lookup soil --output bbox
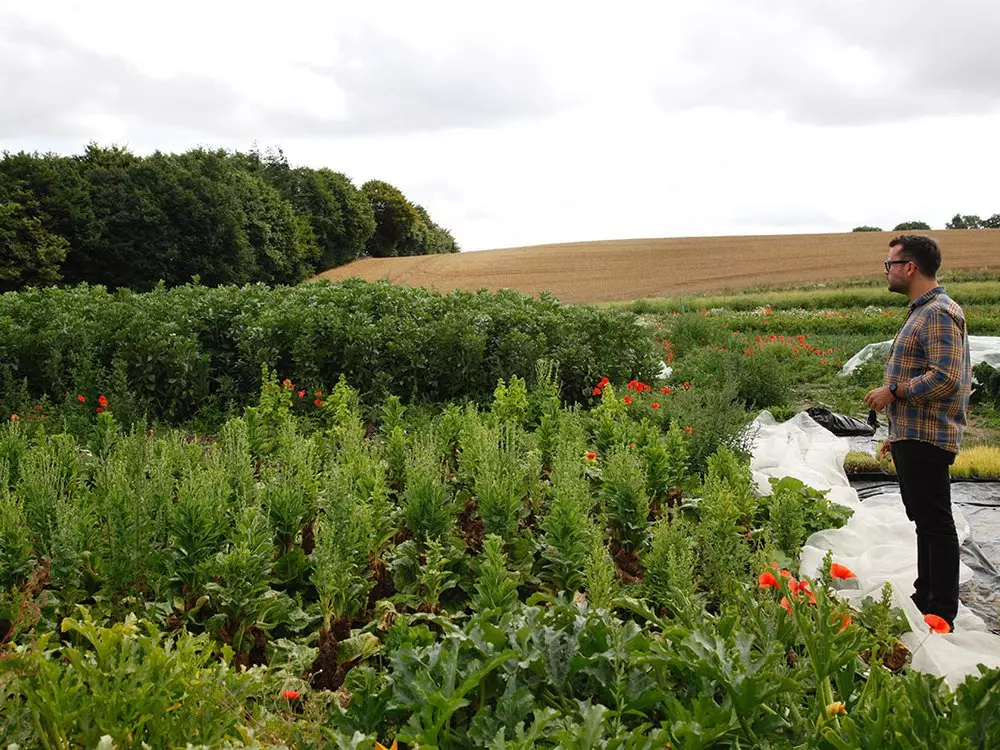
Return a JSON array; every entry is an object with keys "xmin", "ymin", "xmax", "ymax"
[
  {"xmin": 308, "ymin": 617, "xmax": 362, "ymax": 691},
  {"xmin": 457, "ymin": 497, "xmax": 485, "ymax": 553}
]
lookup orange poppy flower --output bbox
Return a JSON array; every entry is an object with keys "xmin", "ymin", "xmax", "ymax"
[
  {"xmin": 829, "ymin": 563, "xmax": 856, "ymax": 580},
  {"xmin": 924, "ymin": 614, "xmax": 951, "ymax": 633},
  {"xmin": 759, "ymin": 571, "xmax": 779, "ymax": 589}
]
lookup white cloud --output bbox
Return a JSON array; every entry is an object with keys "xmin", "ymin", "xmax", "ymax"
[{"xmin": 1, "ymin": 0, "xmax": 998, "ymax": 251}]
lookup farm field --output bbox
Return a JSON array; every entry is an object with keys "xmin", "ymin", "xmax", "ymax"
[
  {"xmin": 312, "ymin": 230, "xmax": 1000, "ymax": 304},
  {"xmin": 3, "ymin": 265, "xmax": 1000, "ymax": 747}
]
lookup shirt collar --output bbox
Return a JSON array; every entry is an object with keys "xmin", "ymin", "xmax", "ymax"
[{"xmin": 909, "ymin": 285, "xmax": 945, "ymax": 310}]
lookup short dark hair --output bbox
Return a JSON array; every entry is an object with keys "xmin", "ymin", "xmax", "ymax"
[{"xmin": 889, "ymin": 234, "xmax": 941, "ymax": 277}]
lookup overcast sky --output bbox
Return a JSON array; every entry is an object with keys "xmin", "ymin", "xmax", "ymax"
[{"xmin": 2, "ymin": 1, "xmax": 998, "ymax": 251}]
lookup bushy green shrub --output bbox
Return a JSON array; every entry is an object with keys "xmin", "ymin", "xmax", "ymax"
[{"xmin": 0, "ymin": 280, "xmax": 662, "ymax": 425}]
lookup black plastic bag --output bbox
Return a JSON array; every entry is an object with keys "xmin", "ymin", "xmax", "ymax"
[{"xmin": 806, "ymin": 407, "xmax": 878, "ymax": 437}]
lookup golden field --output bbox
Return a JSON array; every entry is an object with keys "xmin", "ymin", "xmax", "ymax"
[{"xmin": 312, "ymin": 230, "xmax": 1000, "ymax": 304}]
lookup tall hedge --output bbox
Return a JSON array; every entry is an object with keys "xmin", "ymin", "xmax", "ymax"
[{"xmin": 0, "ymin": 279, "xmax": 661, "ymax": 424}]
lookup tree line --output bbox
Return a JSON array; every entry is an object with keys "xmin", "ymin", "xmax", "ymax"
[
  {"xmin": 852, "ymin": 214, "xmax": 1000, "ymax": 233},
  {"xmin": 0, "ymin": 145, "xmax": 458, "ymax": 292}
]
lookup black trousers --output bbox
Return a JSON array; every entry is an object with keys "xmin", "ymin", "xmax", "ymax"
[{"xmin": 890, "ymin": 440, "xmax": 959, "ymax": 627}]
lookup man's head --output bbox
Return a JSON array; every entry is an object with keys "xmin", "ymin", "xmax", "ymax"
[{"xmin": 885, "ymin": 235, "xmax": 941, "ymax": 295}]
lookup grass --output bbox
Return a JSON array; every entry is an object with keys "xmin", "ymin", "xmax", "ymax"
[
  {"xmin": 843, "ymin": 446, "xmax": 1000, "ymax": 479},
  {"xmin": 612, "ymin": 277, "xmax": 1000, "ymax": 315}
]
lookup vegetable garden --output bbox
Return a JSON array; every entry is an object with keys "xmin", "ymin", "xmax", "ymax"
[{"xmin": 2, "ymin": 277, "xmax": 1000, "ymax": 748}]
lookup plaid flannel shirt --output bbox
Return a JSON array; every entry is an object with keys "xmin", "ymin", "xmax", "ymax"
[{"xmin": 883, "ymin": 286, "xmax": 971, "ymax": 454}]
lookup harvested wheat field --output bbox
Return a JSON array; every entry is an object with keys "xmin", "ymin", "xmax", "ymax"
[{"xmin": 312, "ymin": 230, "xmax": 1000, "ymax": 305}]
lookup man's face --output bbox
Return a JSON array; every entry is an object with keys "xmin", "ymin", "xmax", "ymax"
[{"xmin": 885, "ymin": 244, "xmax": 912, "ymax": 295}]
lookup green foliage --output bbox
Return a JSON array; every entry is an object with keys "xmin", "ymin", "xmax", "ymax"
[
  {"xmin": 1, "ymin": 609, "xmax": 259, "ymax": 748},
  {"xmin": 666, "ymin": 312, "xmax": 731, "ymax": 357},
  {"xmin": 643, "ymin": 514, "xmax": 698, "ymax": 612},
  {"xmin": 0, "ymin": 145, "xmax": 453, "ymax": 292},
  {"xmin": 540, "ymin": 420, "xmax": 596, "ymax": 594},
  {"xmin": 0, "ymin": 279, "xmax": 662, "ymax": 425},
  {"xmin": 491, "ymin": 375, "xmax": 530, "ymax": 426},
  {"xmin": 0, "ymin": 200, "xmax": 68, "ymax": 291},
  {"xmin": 470, "ymin": 534, "xmax": 520, "ymax": 616},
  {"xmin": 642, "ymin": 420, "xmax": 692, "ymax": 501},
  {"xmin": 973, "ymin": 361, "xmax": 1000, "ymax": 406},
  {"xmin": 893, "ymin": 220, "xmax": 931, "ymax": 231},
  {"xmin": 584, "ymin": 538, "xmax": 619, "ymax": 611},
  {"xmin": 313, "ymin": 467, "xmax": 378, "ymax": 625},
  {"xmin": 851, "ymin": 225, "xmax": 883, "ymax": 232},
  {"xmin": 462, "ymin": 419, "xmax": 530, "ymax": 545},
  {"xmin": 362, "ymin": 179, "xmax": 420, "ymax": 258},
  {"xmin": 599, "ymin": 446, "xmax": 650, "ymax": 553},
  {"xmin": 764, "ymin": 478, "xmax": 808, "ymax": 558},
  {"xmin": 765, "ymin": 476, "xmax": 854, "ymax": 546},
  {"xmin": 402, "ymin": 437, "xmax": 457, "ymax": 543}
]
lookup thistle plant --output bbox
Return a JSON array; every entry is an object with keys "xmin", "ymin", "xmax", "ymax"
[
  {"xmin": 470, "ymin": 534, "xmax": 520, "ymax": 617},
  {"xmin": 584, "ymin": 538, "xmax": 618, "ymax": 611},
  {"xmin": 205, "ymin": 504, "xmax": 276, "ymax": 657},
  {"xmin": 644, "ymin": 515, "xmax": 698, "ymax": 614},
  {"xmin": 599, "ymin": 446, "xmax": 650, "ymax": 553},
  {"xmin": 643, "ymin": 420, "xmax": 691, "ymax": 502},
  {"xmin": 492, "ymin": 374, "xmax": 530, "ymax": 426},
  {"xmin": 402, "ymin": 437, "xmax": 457, "ymax": 543},
  {"xmin": 168, "ymin": 467, "xmax": 229, "ymax": 597},
  {"xmin": 312, "ymin": 468, "xmax": 377, "ymax": 628},
  {"xmin": 462, "ymin": 420, "xmax": 529, "ymax": 545},
  {"xmin": 540, "ymin": 421, "xmax": 596, "ymax": 594}
]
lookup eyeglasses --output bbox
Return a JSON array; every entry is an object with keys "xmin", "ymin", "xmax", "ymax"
[{"xmin": 884, "ymin": 259, "xmax": 911, "ymax": 272}]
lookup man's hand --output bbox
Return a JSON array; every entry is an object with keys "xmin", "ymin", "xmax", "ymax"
[
  {"xmin": 863, "ymin": 386, "xmax": 895, "ymax": 412},
  {"xmin": 879, "ymin": 439, "xmax": 892, "ymax": 460}
]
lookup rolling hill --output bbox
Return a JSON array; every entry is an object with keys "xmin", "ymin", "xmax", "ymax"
[{"xmin": 311, "ymin": 230, "xmax": 1000, "ymax": 304}]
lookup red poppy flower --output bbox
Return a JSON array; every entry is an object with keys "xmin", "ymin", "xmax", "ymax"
[
  {"xmin": 684, "ymin": 426, "xmax": 693, "ymax": 434},
  {"xmin": 77, "ymin": 394, "xmax": 86, "ymax": 403},
  {"xmin": 282, "ymin": 689, "xmax": 300, "ymax": 700},
  {"xmin": 661, "ymin": 386, "xmax": 671, "ymax": 394},
  {"xmin": 759, "ymin": 571, "xmax": 779, "ymax": 589},
  {"xmin": 623, "ymin": 396, "xmax": 632, "ymax": 404},
  {"xmin": 837, "ymin": 615, "xmax": 852, "ymax": 634},
  {"xmin": 780, "ymin": 597, "xmax": 792, "ymax": 615},
  {"xmin": 34, "ymin": 404, "xmax": 41, "ymax": 411},
  {"xmin": 96, "ymin": 407, "xmax": 103, "ymax": 414},
  {"xmin": 98, "ymin": 395, "xmax": 108, "ymax": 408},
  {"xmin": 298, "ymin": 390, "xmax": 305, "ymax": 398},
  {"xmin": 10, "ymin": 414, "xmax": 18, "ymax": 421},
  {"xmin": 586, "ymin": 452, "xmax": 597, "ymax": 461},
  {"xmin": 651, "ymin": 402, "xmax": 659, "ymax": 409},
  {"xmin": 597, "ymin": 377, "xmax": 610, "ymax": 388},
  {"xmin": 282, "ymin": 379, "xmax": 293, "ymax": 389},
  {"xmin": 314, "ymin": 399, "xmax": 323, "ymax": 407},
  {"xmin": 683, "ymin": 382, "xmax": 691, "ymax": 389},
  {"xmin": 314, "ymin": 391, "xmax": 322, "ymax": 398},
  {"xmin": 830, "ymin": 563, "xmax": 856, "ymax": 580},
  {"xmin": 924, "ymin": 614, "xmax": 951, "ymax": 633},
  {"xmin": 592, "ymin": 387, "xmax": 603, "ymax": 396}
]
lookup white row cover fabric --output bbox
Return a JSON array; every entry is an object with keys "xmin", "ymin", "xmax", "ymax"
[
  {"xmin": 749, "ymin": 410, "xmax": 1000, "ymax": 688},
  {"xmin": 839, "ymin": 335, "xmax": 1000, "ymax": 377}
]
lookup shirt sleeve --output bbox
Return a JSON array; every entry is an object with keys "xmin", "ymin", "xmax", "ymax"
[{"xmin": 905, "ymin": 308, "xmax": 965, "ymax": 403}]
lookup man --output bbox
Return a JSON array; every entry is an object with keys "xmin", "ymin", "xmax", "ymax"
[{"xmin": 863, "ymin": 235, "xmax": 971, "ymax": 631}]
